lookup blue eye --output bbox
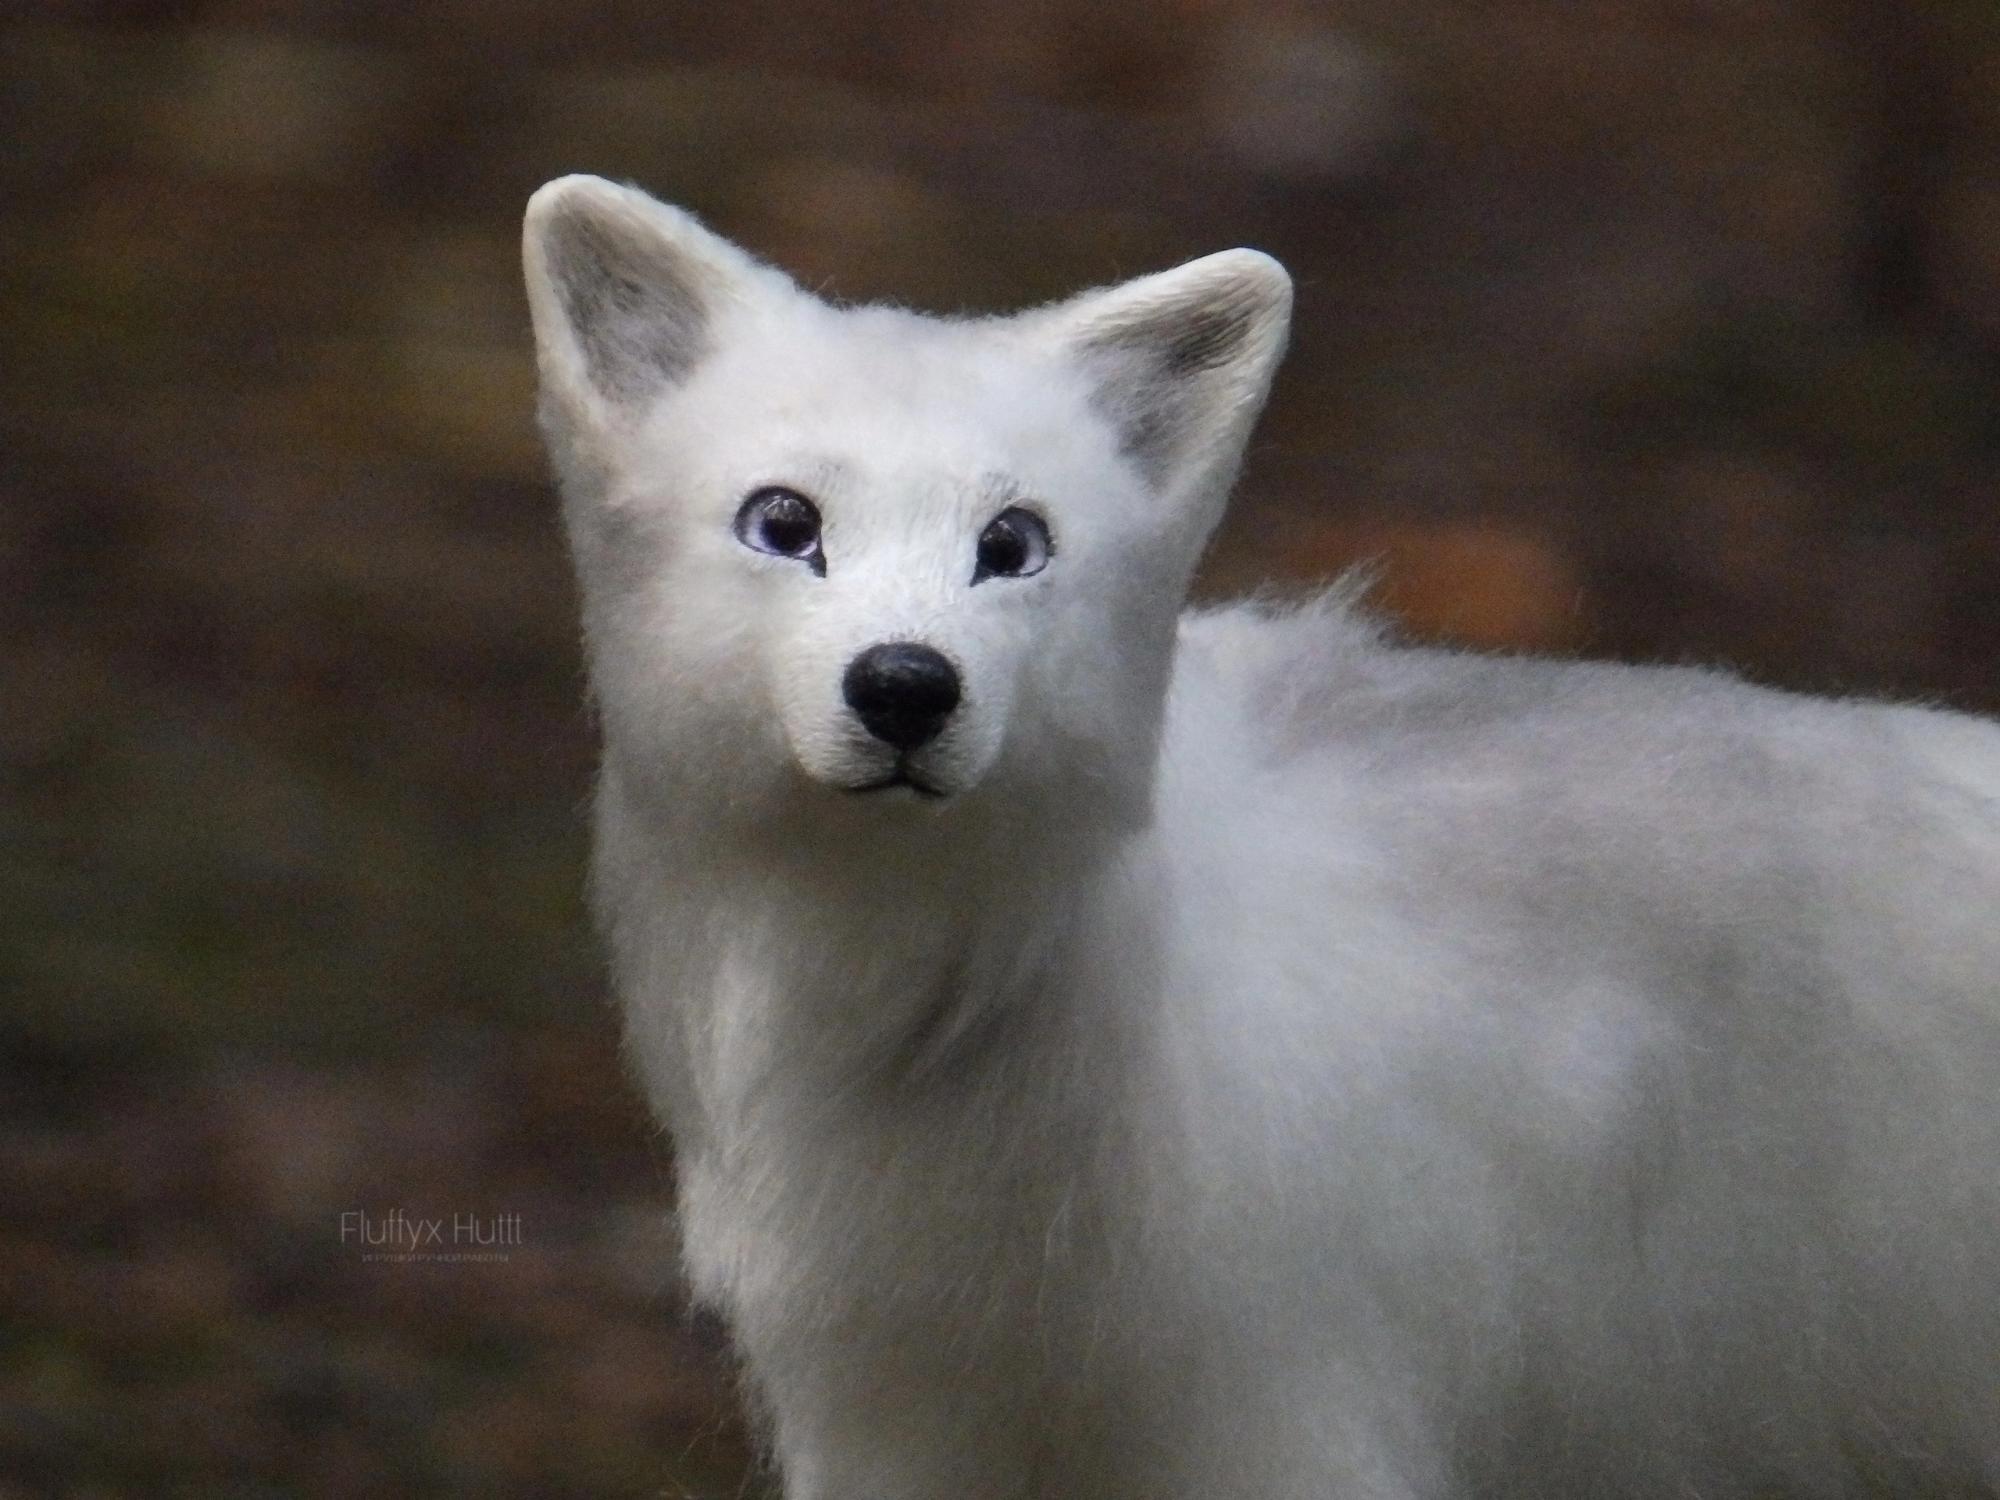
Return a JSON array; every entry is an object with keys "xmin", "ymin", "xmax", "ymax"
[
  {"xmin": 972, "ymin": 506, "xmax": 1052, "ymax": 584},
  {"xmin": 734, "ymin": 487, "xmax": 825, "ymax": 575}
]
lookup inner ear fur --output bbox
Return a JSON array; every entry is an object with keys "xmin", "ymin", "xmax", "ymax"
[
  {"xmin": 522, "ymin": 176, "xmax": 779, "ymax": 421},
  {"xmin": 1054, "ymin": 251, "xmax": 1293, "ymax": 491}
]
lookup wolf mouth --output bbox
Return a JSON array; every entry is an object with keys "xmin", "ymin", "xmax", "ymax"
[{"xmin": 847, "ymin": 766, "xmax": 948, "ymax": 800}]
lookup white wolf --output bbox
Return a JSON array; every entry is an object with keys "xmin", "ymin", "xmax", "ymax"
[{"xmin": 522, "ymin": 175, "xmax": 2000, "ymax": 1499}]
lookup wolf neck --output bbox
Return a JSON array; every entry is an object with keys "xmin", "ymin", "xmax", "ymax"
[
  {"xmin": 767, "ymin": 831, "xmax": 1109, "ymax": 1075},
  {"xmin": 604, "ymin": 764, "xmax": 1162, "ymax": 1135}
]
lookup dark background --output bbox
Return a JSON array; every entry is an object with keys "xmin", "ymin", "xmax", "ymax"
[{"xmin": 5, "ymin": 2, "xmax": 1998, "ymax": 1494}]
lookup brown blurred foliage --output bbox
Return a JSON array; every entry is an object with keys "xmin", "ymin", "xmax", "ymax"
[{"xmin": 2, "ymin": 1, "xmax": 1998, "ymax": 1493}]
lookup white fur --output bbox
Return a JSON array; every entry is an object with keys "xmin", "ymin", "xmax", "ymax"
[{"xmin": 524, "ymin": 176, "xmax": 2000, "ymax": 1499}]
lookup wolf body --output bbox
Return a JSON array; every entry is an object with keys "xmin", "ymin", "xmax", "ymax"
[{"xmin": 523, "ymin": 176, "xmax": 2000, "ymax": 1499}]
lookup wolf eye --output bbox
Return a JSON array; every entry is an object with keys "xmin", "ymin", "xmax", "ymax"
[
  {"xmin": 972, "ymin": 506, "xmax": 1052, "ymax": 584},
  {"xmin": 734, "ymin": 487, "xmax": 825, "ymax": 575}
]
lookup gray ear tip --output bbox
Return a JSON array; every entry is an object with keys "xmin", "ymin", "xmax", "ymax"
[
  {"xmin": 526, "ymin": 174, "xmax": 616, "ymax": 229},
  {"xmin": 525, "ymin": 175, "xmax": 681, "ymax": 248},
  {"xmin": 523, "ymin": 178, "xmax": 736, "ymax": 290},
  {"xmin": 1211, "ymin": 246, "xmax": 1290, "ymax": 281},
  {"xmin": 524, "ymin": 175, "xmax": 704, "ymax": 238},
  {"xmin": 1205, "ymin": 248, "xmax": 1294, "ymax": 316},
  {"xmin": 525, "ymin": 177, "xmax": 614, "ymax": 275}
]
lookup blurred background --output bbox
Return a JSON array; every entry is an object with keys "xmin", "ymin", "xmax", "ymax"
[{"xmin": 4, "ymin": 0, "xmax": 1999, "ymax": 1493}]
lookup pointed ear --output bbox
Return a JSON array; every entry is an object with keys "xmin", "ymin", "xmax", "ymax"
[
  {"xmin": 522, "ymin": 176, "xmax": 783, "ymax": 427},
  {"xmin": 1038, "ymin": 250, "xmax": 1292, "ymax": 498}
]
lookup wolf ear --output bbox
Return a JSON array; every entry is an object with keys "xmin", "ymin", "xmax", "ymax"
[
  {"xmin": 1036, "ymin": 250, "xmax": 1292, "ymax": 500},
  {"xmin": 522, "ymin": 176, "xmax": 783, "ymax": 427}
]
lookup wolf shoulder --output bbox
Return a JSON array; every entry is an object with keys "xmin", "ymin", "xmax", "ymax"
[{"xmin": 1170, "ymin": 588, "xmax": 2000, "ymax": 927}]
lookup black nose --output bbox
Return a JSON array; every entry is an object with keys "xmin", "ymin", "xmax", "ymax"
[{"xmin": 842, "ymin": 643, "xmax": 961, "ymax": 750}]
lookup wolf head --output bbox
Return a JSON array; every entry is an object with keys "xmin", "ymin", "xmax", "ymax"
[{"xmin": 524, "ymin": 176, "xmax": 1290, "ymax": 839}]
